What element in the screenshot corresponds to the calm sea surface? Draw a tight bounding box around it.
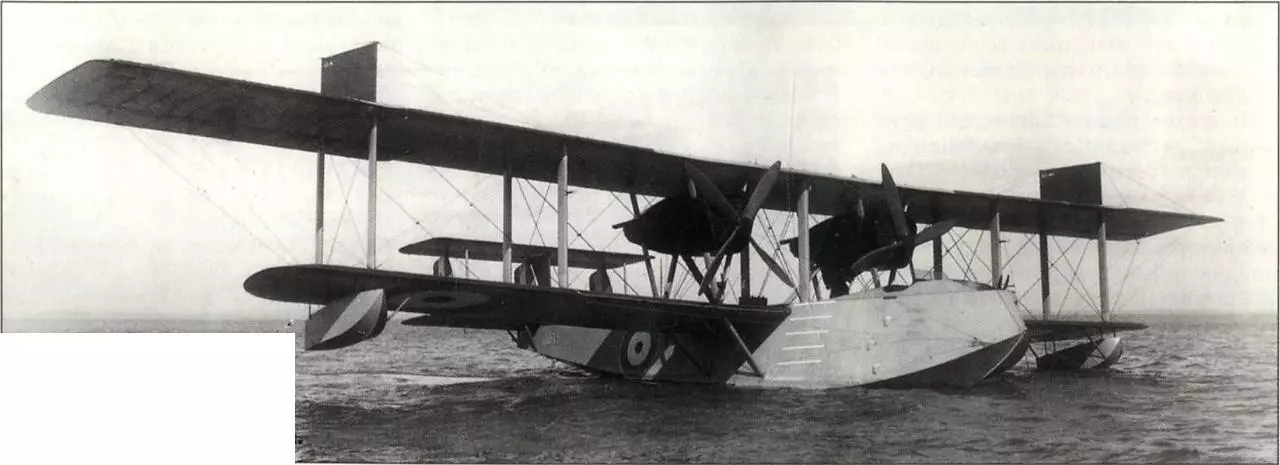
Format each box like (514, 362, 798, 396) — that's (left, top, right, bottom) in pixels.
(11, 313, 1277, 463)
(294, 312, 1277, 463)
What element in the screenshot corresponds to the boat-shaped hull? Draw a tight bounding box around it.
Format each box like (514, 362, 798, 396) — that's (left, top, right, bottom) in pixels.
(532, 280, 1026, 389)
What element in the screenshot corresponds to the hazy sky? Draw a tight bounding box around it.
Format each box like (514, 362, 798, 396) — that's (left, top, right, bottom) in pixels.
(2, 3, 1275, 321)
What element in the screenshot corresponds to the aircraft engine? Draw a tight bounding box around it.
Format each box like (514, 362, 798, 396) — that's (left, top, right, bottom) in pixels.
(785, 164, 953, 296)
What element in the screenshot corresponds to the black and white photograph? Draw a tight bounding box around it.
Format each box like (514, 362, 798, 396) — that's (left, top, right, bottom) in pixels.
(2, 2, 1276, 463)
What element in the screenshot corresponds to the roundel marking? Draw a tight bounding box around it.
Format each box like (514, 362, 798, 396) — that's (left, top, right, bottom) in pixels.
(403, 291, 490, 311)
(625, 332, 653, 367)
(619, 331, 665, 378)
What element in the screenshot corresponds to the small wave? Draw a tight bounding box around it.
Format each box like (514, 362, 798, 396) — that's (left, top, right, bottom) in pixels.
(1136, 447, 1204, 462)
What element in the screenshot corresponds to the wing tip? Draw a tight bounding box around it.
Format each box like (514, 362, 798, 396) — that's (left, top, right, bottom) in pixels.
(26, 59, 116, 115)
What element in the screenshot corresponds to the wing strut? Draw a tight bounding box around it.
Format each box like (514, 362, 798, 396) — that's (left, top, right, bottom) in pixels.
(720, 319, 764, 377)
(989, 202, 1001, 288)
(1098, 212, 1110, 321)
(797, 182, 812, 302)
(629, 192, 660, 297)
(315, 151, 325, 265)
(502, 169, 513, 283)
(663, 255, 679, 298)
(557, 149, 569, 287)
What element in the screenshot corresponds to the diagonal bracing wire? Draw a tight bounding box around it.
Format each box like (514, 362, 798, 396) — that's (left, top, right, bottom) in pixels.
(1014, 237, 1081, 305)
(1049, 236, 1102, 318)
(515, 179, 549, 246)
(126, 130, 295, 264)
(519, 180, 644, 296)
(327, 161, 366, 266)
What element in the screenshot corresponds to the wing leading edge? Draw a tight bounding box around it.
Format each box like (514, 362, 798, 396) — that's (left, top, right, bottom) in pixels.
(29, 59, 1221, 240)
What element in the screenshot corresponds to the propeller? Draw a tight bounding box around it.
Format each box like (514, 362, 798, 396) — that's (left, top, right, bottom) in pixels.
(913, 219, 956, 246)
(845, 165, 955, 286)
(684, 161, 783, 300)
(881, 164, 911, 241)
(750, 237, 795, 289)
(684, 162, 739, 222)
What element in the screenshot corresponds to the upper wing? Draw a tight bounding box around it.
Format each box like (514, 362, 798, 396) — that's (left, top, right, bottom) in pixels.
(245, 264, 789, 333)
(29, 60, 1221, 240)
(1024, 319, 1148, 343)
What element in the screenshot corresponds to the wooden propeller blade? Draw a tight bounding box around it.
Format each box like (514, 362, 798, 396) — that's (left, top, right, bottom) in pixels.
(684, 162, 738, 221)
(749, 238, 795, 289)
(846, 241, 902, 278)
(698, 225, 741, 300)
(881, 164, 910, 240)
(698, 161, 783, 295)
(740, 161, 782, 222)
(913, 220, 956, 246)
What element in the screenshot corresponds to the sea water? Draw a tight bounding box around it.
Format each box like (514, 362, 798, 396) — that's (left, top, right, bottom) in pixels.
(293, 312, 1278, 463)
(9, 313, 1276, 462)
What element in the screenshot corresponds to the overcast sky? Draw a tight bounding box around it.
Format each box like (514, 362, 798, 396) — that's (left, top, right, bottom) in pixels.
(2, 3, 1275, 321)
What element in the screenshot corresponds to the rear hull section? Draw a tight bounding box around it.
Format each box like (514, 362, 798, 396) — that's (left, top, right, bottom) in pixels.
(985, 331, 1032, 378)
(531, 280, 1026, 389)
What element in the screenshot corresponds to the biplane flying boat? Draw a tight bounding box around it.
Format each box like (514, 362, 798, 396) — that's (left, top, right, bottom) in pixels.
(26, 44, 1222, 388)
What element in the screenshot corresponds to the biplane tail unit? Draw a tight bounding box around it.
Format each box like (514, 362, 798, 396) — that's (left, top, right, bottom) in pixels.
(27, 44, 1221, 389)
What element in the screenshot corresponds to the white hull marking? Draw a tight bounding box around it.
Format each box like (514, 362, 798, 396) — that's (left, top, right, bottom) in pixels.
(784, 330, 829, 336)
(781, 345, 826, 351)
(777, 359, 822, 366)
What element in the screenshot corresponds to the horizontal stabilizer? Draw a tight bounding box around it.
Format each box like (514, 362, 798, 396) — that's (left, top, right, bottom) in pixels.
(400, 237, 649, 269)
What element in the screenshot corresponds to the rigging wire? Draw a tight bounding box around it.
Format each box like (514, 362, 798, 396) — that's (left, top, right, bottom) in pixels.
(1101, 166, 1129, 208)
(954, 231, 995, 279)
(943, 229, 975, 282)
(1003, 234, 1038, 269)
(756, 211, 796, 295)
(1111, 240, 1143, 312)
(1014, 237, 1081, 305)
(513, 175, 643, 295)
(522, 179, 554, 246)
(568, 196, 617, 248)
(326, 161, 366, 266)
(427, 166, 504, 235)
(1052, 236, 1102, 310)
(1107, 166, 1196, 214)
(382, 44, 541, 127)
(761, 210, 798, 280)
(515, 179, 549, 246)
(1117, 237, 1186, 311)
(126, 130, 294, 265)
(1050, 236, 1102, 318)
(960, 230, 988, 280)
(183, 138, 298, 259)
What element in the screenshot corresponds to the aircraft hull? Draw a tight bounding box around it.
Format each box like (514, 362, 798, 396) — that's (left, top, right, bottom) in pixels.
(531, 280, 1026, 389)
(735, 280, 1025, 389)
(985, 331, 1032, 379)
